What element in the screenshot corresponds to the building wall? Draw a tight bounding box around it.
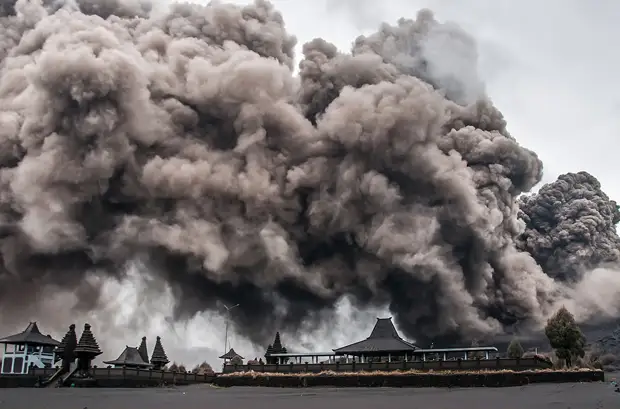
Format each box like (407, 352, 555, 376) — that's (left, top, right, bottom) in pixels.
(24, 366, 215, 386)
(1, 344, 56, 374)
(222, 357, 552, 374)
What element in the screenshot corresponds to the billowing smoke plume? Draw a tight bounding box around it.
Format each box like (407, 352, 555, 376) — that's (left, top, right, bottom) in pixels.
(0, 0, 618, 347)
(517, 171, 620, 282)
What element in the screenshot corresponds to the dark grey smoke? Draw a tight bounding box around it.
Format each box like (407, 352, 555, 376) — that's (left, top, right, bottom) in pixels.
(517, 171, 620, 282)
(0, 0, 618, 347)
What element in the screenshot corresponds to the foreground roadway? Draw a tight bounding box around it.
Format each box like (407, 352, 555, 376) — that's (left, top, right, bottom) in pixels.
(1, 380, 618, 409)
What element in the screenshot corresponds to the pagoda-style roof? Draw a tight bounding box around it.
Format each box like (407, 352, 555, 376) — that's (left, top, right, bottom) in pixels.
(104, 346, 152, 368)
(150, 336, 169, 365)
(265, 332, 287, 355)
(333, 318, 417, 354)
(74, 324, 102, 356)
(55, 324, 77, 357)
(0, 322, 59, 346)
(219, 348, 244, 360)
(137, 336, 149, 363)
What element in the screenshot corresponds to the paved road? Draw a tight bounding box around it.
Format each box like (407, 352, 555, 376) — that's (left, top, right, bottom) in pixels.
(0, 382, 618, 409)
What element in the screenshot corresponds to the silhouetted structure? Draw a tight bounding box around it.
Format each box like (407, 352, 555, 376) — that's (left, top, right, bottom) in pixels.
(73, 323, 102, 379)
(264, 332, 287, 364)
(333, 317, 417, 362)
(104, 346, 152, 369)
(54, 324, 77, 372)
(137, 337, 149, 363)
(219, 348, 243, 364)
(150, 336, 169, 370)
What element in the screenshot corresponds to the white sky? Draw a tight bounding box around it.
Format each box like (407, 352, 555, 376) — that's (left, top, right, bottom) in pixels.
(3, 0, 619, 370)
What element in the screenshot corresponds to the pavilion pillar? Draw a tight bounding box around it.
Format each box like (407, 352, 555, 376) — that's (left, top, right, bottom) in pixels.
(388, 353, 391, 362)
(485, 351, 489, 360)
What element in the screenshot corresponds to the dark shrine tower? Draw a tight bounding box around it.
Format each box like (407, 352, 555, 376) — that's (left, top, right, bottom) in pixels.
(137, 336, 149, 363)
(150, 336, 169, 370)
(54, 324, 77, 371)
(74, 323, 102, 377)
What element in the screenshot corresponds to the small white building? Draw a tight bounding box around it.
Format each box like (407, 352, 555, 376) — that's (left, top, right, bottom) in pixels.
(0, 322, 60, 374)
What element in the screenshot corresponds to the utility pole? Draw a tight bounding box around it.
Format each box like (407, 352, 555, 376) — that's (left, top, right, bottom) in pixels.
(223, 303, 239, 357)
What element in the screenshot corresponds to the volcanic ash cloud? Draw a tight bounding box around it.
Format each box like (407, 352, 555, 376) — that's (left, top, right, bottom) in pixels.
(0, 0, 619, 346)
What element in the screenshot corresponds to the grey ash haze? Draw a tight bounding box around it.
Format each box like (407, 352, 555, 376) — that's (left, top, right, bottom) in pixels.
(0, 0, 619, 347)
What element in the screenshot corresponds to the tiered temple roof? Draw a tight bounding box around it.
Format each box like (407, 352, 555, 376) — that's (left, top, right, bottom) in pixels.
(273, 332, 285, 352)
(264, 332, 287, 363)
(150, 336, 169, 367)
(0, 322, 59, 346)
(332, 317, 417, 355)
(74, 323, 102, 357)
(137, 336, 149, 363)
(104, 346, 152, 368)
(55, 324, 77, 358)
(219, 348, 244, 360)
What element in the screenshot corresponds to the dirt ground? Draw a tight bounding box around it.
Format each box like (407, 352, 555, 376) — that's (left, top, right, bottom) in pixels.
(1, 381, 619, 409)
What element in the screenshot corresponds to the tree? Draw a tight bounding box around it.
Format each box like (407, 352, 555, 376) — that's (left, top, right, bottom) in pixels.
(545, 306, 586, 367)
(191, 361, 214, 375)
(507, 338, 524, 359)
(467, 339, 485, 360)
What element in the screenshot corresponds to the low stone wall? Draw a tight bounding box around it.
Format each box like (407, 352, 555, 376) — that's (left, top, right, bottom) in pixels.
(214, 370, 604, 388)
(223, 357, 552, 374)
(0, 375, 39, 388)
(0, 369, 215, 388)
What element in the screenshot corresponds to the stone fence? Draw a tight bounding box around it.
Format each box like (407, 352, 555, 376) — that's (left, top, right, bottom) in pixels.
(223, 356, 552, 374)
(0, 367, 215, 387)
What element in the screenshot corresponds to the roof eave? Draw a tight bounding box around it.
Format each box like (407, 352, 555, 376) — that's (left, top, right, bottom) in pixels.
(0, 338, 60, 346)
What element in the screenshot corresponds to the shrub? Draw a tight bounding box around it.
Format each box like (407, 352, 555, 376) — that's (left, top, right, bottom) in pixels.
(507, 339, 524, 359)
(599, 353, 617, 367)
(467, 339, 485, 360)
(220, 367, 600, 378)
(167, 362, 187, 372)
(230, 355, 244, 366)
(191, 361, 214, 375)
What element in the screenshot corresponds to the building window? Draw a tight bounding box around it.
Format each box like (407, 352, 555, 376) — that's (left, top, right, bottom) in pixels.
(27, 345, 41, 354)
(13, 357, 23, 373)
(17, 345, 25, 352)
(4, 344, 15, 353)
(42, 346, 54, 354)
(3, 357, 12, 373)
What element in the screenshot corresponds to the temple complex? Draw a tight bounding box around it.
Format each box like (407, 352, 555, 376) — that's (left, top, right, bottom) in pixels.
(104, 345, 152, 369)
(260, 317, 499, 366)
(264, 332, 287, 364)
(150, 336, 169, 370)
(0, 322, 59, 374)
(219, 348, 243, 364)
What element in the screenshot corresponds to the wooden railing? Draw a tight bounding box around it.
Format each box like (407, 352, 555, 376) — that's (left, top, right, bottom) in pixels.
(222, 357, 552, 374)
